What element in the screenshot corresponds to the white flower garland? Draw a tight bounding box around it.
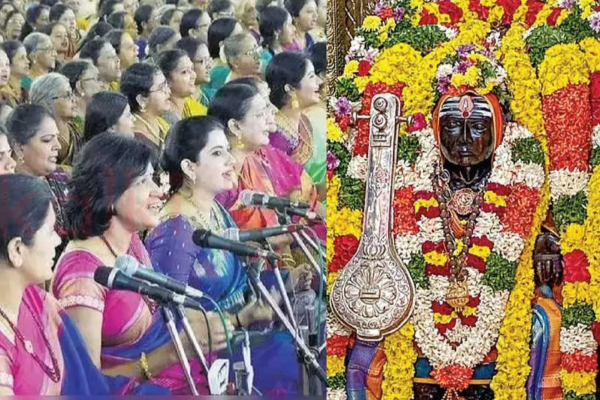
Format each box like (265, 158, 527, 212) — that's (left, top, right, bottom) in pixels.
(390, 123, 545, 372)
(559, 324, 598, 355)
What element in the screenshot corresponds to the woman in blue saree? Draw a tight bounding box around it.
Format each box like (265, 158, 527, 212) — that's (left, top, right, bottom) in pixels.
(0, 173, 168, 395)
(146, 115, 314, 395)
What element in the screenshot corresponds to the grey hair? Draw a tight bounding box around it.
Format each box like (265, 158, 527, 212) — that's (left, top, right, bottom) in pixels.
(222, 33, 253, 64)
(29, 73, 70, 116)
(23, 32, 52, 55)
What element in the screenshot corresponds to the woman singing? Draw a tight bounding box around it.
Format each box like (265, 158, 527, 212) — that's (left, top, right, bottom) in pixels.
(0, 173, 169, 395)
(145, 115, 312, 394)
(52, 134, 232, 394)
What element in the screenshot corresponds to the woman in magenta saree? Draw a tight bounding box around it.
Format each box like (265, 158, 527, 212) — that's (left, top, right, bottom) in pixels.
(145, 116, 313, 395)
(0, 174, 167, 395)
(51, 134, 230, 394)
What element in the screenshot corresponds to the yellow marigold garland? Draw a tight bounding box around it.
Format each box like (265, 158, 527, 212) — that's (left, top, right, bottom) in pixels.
(381, 323, 416, 400)
(584, 167, 600, 334)
(538, 44, 590, 96)
(490, 23, 550, 400)
(581, 38, 600, 74)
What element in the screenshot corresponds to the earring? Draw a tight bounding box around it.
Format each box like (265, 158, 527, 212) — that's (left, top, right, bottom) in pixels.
(16, 153, 24, 164)
(140, 103, 147, 113)
(291, 92, 300, 110)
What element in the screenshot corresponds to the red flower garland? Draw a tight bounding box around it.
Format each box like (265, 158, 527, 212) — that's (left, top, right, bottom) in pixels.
(590, 72, 600, 127)
(438, 1, 463, 25)
(330, 235, 360, 272)
(543, 84, 592, 172)
(393, 187, 419, 235)
(499, 184, 540, 237)
(562, 351, 598, 373)
(524, 0, 545, 27)
(468, 0, 489, 21)
(431, 364, 473, 391)
(563, 249, 591, 283)
(327, 334, 351, 357)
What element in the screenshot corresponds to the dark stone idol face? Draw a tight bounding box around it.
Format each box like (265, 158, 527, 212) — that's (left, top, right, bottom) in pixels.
(438, 95, 495, 167)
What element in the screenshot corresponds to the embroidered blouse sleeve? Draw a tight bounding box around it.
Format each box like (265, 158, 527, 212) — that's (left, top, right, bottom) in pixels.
(52, 251, 108, 313)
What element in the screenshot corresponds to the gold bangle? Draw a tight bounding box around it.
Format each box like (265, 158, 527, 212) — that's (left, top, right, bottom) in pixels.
(139, 352, 152, 380)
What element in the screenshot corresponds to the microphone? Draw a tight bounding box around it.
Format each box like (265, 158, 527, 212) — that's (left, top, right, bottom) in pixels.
(240, 190, 309, 209)
(115, 255, 204, 299)
(94, 267, 203, 310)
(192, 229, 281, 260)
(222, 224, 305, 242)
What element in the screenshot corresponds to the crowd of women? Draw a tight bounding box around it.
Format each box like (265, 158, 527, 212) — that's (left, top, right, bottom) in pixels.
(0, 0, 326, 394)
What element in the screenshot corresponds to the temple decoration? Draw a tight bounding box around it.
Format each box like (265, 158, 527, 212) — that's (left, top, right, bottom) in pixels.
(327, 1, 600, 399)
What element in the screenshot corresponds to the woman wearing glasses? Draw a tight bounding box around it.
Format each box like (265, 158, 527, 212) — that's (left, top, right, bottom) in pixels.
(221, 33, 261, 86)
(120, 62, 170, 153)
(22, 32, 56, 91)
(59, 60, 103, 137)
(29, 72, 82, 169)
(79, 38, 121, 92)
(156, 48, 206, 123)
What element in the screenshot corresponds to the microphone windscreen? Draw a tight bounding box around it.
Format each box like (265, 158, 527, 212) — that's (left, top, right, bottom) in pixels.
(239, 190, 256, 206)
(94, 266, 114, 287)
(192, 228, 211, 246)
(115, 254, 138, 276)
(222, 228, 238, 241)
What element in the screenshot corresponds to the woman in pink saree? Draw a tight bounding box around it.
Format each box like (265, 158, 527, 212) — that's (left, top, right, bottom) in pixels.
(51, 134, 232, 394)
(0, 173, 167, 395)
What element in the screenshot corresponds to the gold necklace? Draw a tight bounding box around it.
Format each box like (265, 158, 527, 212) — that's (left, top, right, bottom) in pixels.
(178, 189, 224, 234)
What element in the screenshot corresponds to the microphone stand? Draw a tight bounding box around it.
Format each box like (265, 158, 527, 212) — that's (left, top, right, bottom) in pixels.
(299, 230, 326, 257)
(266, 252, 299, 331)
(159, 305, 199, 395)
(245, 266, 326, 388)
(175, 305, 211, 381)
(275, 209, 325, 286)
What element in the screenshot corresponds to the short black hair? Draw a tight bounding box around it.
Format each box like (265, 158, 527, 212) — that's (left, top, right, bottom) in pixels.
(309, 41, 325, 76)
(208, 0, 232, 19)
(59, 60, 94, 91)
(78, 21, 113, 51)
(107, 10, 127, 29)
(25, 4, 49, 25)
(6, 104, 53, 147)
(79, 38, 109, 64)
(120, 62, 159, 113)
(104, 28, 125, 53)
(84, 91, 129, 141)
(207, 17, 237, 59)
(98, 0, 121, 21)
(49, 3, 70, 22)
(266, 51, 308, 109)
(259, 6, 288, 51)
(155, 48, 187, 81)
(162, 115, 224, 193)
(176, 36, 204, 60)
(134, 4, 153, 35)
(180, 8, 203, 37)
(160, 7, 177, 26)
(0, 174, 53, 261)
(40, 0, 60, 7)
(284, 0, 312, 18)
(0, 40, 24, 64)
(147, 25, 177, 57)
(65, 134, 157, 239)
(208, 83, 259, 134)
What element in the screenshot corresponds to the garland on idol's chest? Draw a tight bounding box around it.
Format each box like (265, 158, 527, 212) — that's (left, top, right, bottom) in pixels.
(384, 123, 545, 387)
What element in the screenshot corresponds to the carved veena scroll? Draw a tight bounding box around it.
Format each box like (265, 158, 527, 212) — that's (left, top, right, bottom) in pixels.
(330, 94, 415, 341)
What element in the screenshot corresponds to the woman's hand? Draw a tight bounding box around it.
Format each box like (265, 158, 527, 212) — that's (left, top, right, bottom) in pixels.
(287, 264, 313, 292)
(238, 298, 275, 326)
(266, 233, 292, 251)
(185, 310, 234, 353)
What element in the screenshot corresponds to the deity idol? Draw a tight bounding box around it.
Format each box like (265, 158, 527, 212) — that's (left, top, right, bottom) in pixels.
(330, 47, 561, 399)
